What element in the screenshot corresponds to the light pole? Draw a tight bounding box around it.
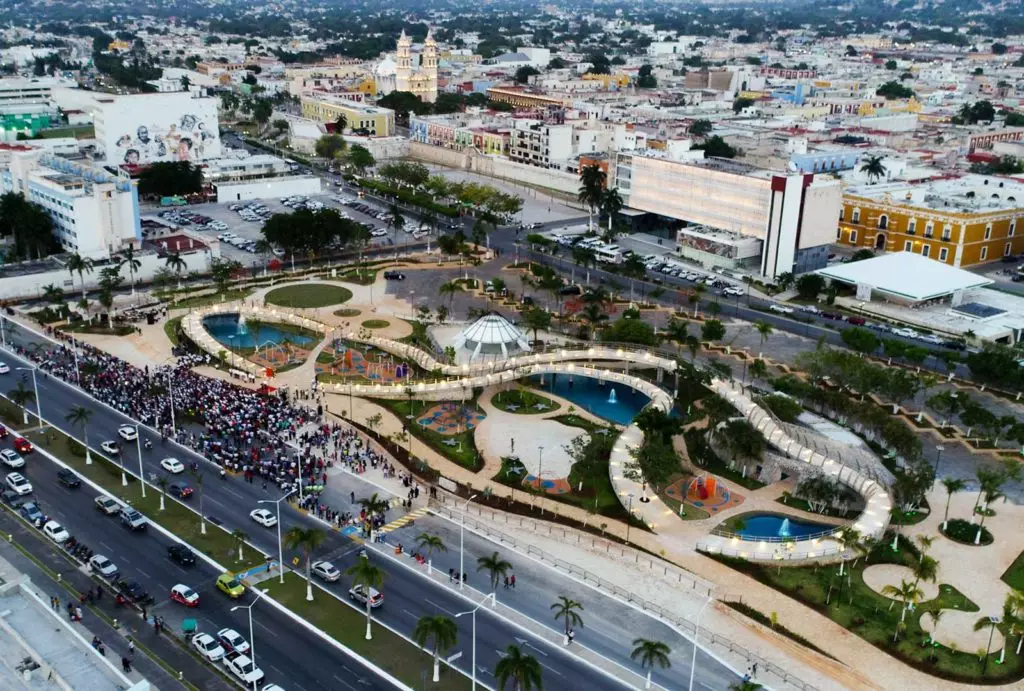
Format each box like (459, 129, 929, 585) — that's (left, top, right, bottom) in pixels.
(231, 588, 268, 691)
(537, 445, 545, 516)
(455, 593, 495, 691)
(688, 594, 713, 691)
(164, 362, 177, 437)
(259, 488, 297, 584)
(459, 493, 479, 591)
(15, 367, 41, 430)
(934, 444, 945, 477)
(133, 424, 144, 495)
(625, 493, 635, 545)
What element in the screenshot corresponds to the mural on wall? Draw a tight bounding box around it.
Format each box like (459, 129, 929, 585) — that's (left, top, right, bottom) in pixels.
(114, 112, 217, 165)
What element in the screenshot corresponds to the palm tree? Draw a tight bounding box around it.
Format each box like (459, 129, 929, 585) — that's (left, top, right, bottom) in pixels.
(974, 615, 1001, 672)
(66, 252, 94, 302)
(494, 643, 543, 691)
(630, 638, 671, 690)
(345, 558, 385, 640)
(881, 579, 923, 624)
(415, 532, 447, 571)
(940, 477, 966, 530)
(438, 280, 459, 313)
(477, 551, 513, 592)
(165, 252, 187, 290)
(912, 555, 938, 591)
(754, 320, 773, 357)
(155, 476, 169, 511)
(915, 534, 935, 563)
(189, 469, 206, 535)
(8, 380, 35, 425)
(578, 164, 606, 232)
(65, 405, 93, 464)
(1004, 592, 1024, 656)
(551, 596, 584, 638)
(119, 244, 142, 297)
(835, 527, 861, 576)
(231, 529, 247, 562)
(284, 526, 326, 601)
(600, 187, 623, 236)
(925, 608, 945, 647)
(42, 283, 65, 306)
(860, 155, 887, 184)
(413, 615, 458, 683)
(358, 492, 390, 518)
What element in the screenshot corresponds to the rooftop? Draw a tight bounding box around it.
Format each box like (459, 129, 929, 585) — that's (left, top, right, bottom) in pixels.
(816, 252, 993, 302)
(845, 174, 1024, 214)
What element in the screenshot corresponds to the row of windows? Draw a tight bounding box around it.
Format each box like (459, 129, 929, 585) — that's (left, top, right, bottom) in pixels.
(842, 208, 1016, 237)
(841, 229, 1016, 261)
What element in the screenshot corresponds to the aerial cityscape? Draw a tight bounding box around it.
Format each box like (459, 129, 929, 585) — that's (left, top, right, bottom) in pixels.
(0, 0, 1022, 690)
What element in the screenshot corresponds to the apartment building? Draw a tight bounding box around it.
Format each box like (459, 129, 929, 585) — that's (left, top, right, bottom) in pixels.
(300, 97, 395, 137)
(507, 119, 573, 169)
(837, 175, 1024, 268)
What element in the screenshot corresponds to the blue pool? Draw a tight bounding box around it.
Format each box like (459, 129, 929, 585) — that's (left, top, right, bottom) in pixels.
(527, 373, 650, 425)
(736, 514, 832, 540)
(203, 313, 316, 349)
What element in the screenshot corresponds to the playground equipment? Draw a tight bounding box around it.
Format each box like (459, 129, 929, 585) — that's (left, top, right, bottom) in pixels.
(688, 473, 718, 502)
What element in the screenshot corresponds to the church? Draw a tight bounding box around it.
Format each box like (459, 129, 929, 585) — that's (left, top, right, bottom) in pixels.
(375, 29, 438, 104)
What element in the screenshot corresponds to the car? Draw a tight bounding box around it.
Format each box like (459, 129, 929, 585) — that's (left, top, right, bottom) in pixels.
(0, 424, 9, 439)
(120, 507, 147, 530)
(168, 544, 197, 567)
(798, 304, 821, 314)
(821, 311, 843, 320)
(115, 579, 154, 606)
(42, 520, 70, 543)
(559, 285, 582, 296)
(312, 560, 341, 582)
(0, 449, 24, 469)
(216, 573, 245, 599)
(6, 472, 31, 496)
(19, 501, 43, 525)
(222, 651, 265, 686)
(95, 495, 120, 515)
(160, 457, 185, 474)
(370, 228, 388, 237)
(192, 632, 226, 662)
(88, 554, 119, 580)
(721, 286, 745, 297)
(57, 469, 81, 488)
(348, 584, 383, 608)
(170, 583, 200, 607)
(117, 425, 137, 441)
(169, 484, 193, 499)
(0, 362, 8, 374)
(943, 340, 967, 351)
(216, 628, 251, 655)
(520, 296, 534, 306)
(250, 508, 277, 528)
(13, 437, 32, 454)
(768, 304, 795, 314)
(100, 441, 121, 456)
(846, 316, 866, 326)
(383, 271, 405, 280)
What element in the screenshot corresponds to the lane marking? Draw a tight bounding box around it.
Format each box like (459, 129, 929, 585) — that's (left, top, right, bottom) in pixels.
(255, 619, 280, 639)
(401, 608, 418, 620)
(333, 673, 357, 691)
(423, 598, 456, 617)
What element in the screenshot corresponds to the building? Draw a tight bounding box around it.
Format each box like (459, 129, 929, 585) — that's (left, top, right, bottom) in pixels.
(0, 151, 140, 259)
(486, 87, 566, 109)
(0, 104, 54, 141)
(508, 119, 573, 169)
(836, 175, 1024, 268)
(300, 97, 395, 137)
(91, 91, 221, 167)
(394, 30, 438, 103)
(613, 152, 841, 278)
(0, 77, 60, 107)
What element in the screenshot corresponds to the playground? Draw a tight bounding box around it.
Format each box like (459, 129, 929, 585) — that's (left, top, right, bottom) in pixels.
(246, 342, 314, 372)
(664, 473, 745, 515)
(316, 341, 413, 383)
(417, 402, 487, 436)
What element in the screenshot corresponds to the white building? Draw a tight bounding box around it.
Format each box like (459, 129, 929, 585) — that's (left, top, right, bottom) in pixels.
(508, 119, 573, 169)
(0, 151, 140, 259)
(0, 77, 62, 107)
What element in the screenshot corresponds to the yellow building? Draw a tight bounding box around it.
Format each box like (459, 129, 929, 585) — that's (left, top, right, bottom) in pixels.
(581, 73, 630, 89)
(486, 87, 566, 109)
(107, 39, 132, 52)
(837, 176, 1024, 268)
(300, 97, 395, 137)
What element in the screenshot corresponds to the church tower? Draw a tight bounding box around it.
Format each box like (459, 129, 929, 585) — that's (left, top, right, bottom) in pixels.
(395, 30, 412, 93)
(422, 29, 438, 103)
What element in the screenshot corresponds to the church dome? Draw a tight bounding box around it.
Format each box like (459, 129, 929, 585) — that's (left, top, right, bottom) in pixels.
(375, 56, 397, 77)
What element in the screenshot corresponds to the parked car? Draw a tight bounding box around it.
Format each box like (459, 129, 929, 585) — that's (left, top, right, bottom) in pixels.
(95, 495, 120, 515)
(0, 449, 24, 469)
(768, 304, 794, 314)
(6, 472, 32, 496)
(19, 501, 43, 525)
(846, 316, 866, 326)
(119, 507, 147, 531)
(13, 437, 32, 454)
(216, 628, 251, 655)
(43, 520, 70, 543)
(383, 271, 406, 281)
(192, 632, 226, 662)
(114, 579, 154, 606)
(89, 554, 120, 580)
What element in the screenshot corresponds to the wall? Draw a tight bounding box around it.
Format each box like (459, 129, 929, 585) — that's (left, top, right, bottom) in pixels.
(407, 141, 581, 194)
(214, 176, 322, 203)
(96, 93, 221, 166)
(349, 136, 409, 161)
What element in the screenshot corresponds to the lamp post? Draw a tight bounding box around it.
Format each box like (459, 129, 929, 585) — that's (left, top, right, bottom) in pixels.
(537, 445, 545, 516)
(15, 367, 41, 430)
(455, 593, 495, 691)
(625, 493, 635, 545)
(688, 595, 714, 691)
(134, 424, 144, 495)
(231, 588, 268, 691)
(164, 362, 177, 437)
(934, 444, 945, 477)
(459, 493, 479, 591)
(259, 488, 297, 584)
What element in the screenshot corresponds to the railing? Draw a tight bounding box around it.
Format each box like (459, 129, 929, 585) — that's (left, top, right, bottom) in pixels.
(698, 541, 842, 563)
(709, 526, 842, 543)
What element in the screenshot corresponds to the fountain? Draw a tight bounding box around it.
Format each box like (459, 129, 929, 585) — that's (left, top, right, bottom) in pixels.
(608, 388, 617, 404)
(778, 518, 791, 538)
(237, 314, 249, 336)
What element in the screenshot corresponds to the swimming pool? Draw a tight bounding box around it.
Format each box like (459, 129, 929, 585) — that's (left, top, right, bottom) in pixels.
(203, 313, 316, 350)
(735, 513, 833, 540)
(527, 373, 650, 425)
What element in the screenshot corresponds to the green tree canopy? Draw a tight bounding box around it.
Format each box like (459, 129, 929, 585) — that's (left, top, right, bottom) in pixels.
(137, 161, 203, 197)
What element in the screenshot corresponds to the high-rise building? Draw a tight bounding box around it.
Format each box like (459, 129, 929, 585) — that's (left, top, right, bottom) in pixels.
(394, 30, 438, 103)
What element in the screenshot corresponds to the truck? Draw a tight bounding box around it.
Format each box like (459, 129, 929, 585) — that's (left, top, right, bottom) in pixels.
(223, 651, 265, 686)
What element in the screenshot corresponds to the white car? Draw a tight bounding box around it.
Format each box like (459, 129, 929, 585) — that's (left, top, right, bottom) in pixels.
(216, 627, 251, 655)
(88, 554, 119, 579)
(722, 287, 744, 297)
(6, 472, 32, 495)
(348, 584, 383, 608)
(117, 425, 138, 441)
(250, 508, 277, 528)
(768, 304, 795, 314)
(170, 583, 200, 607)
(0, 449, 24, 468)
(160, 457, 185, 474)
(43, 520, 70, 544)
(100, 441, 121, 456)
(0, 362, 9, 374)
(312, 560, 341, 582)
(370, 228, 388, 237)
(192, 632, 226, 662)
(798, 304, 821, 314)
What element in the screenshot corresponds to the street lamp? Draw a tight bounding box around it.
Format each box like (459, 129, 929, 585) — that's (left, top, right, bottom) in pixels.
(688, 594, 714, 691)
(14, 367, 41, 430)
(163, 360, 177, 438)
(455, 593, 495, 690)
(231, 588, 268, 691)
(133, 424, 144, 496)
(934, 444, 945, 477)
(537, 445, 545, 515)
(625, 493, 635, 545)
(258, 488, 297, 585)
(459, 493, 479, 591)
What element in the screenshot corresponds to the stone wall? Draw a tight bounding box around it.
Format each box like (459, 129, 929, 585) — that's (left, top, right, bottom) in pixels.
(407, 141, 581, 195)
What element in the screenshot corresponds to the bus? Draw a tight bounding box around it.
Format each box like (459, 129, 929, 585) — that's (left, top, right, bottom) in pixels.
(594, 245, 623, 265)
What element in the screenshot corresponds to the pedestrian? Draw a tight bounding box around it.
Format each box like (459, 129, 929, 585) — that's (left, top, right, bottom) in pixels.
(122, 656, 132, 673)
(127, 638, 135, 655)
(75, 606, 83, 622)
(568, 629, 575, 644)
(448, 568, 454, 583)
(503, 576, 510, 589)
(350, 491, 355, 504)
(141, 605, 147, 622)
(510, 574, 516, 589)
(462, 572, 467, 584)
(752, 663, 758, 677)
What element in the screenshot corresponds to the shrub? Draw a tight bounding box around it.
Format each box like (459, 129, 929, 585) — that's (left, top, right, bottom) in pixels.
(940, 518, 992, 546)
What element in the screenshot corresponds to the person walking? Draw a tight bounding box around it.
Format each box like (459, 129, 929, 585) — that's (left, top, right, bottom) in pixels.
(121, 656, 132, 673)
(510, 574, 516, 589)
(127, 638, 135, 655)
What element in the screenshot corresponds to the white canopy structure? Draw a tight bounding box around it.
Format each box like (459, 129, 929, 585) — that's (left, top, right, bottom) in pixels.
(453, 314, 531, 359)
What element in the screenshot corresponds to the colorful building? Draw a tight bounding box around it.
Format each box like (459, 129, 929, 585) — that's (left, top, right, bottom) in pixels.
(301, 97, 394, 137)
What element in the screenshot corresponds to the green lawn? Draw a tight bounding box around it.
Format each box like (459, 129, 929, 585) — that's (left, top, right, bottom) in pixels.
(1002, 550, 1024, 590)
(61, 322, 136, 336)
(265, 284, 353, 308)
(171, 289, 253, 309)
(164, 315, 184, 346)
(490, 387, 560, 414)
(362, 319, 390, 329)
(334, 308, 362, 318)
(336, 268, 378, 285)
(371, 397, 484, 471)
(259, 575, 471, 690)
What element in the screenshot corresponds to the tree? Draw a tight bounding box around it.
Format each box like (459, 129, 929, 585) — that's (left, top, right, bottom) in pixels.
(846, 45, 858, 56)
(550, 596, 584, 637)
(334, 113, 347, 133)
(137, 161, 203, 197)
(358, 492, 390, 518)
(8, 381, 34, 425)
(438, 280, 460, 312)
(600, 187, 623, 235)
(796, 274, 825, 300)
(477, 551, 513, 591)
(993, 42, 1009, 55)
(578, 165, 606, 232)
(693, 135, 737, 158)
(876, 81, 914, 99)
(514, 66, 540, 84)
(701, 319, 726, 343)
(66, 252, 94, 303)
(415, 532, 447, 566)
(859, 155, 887, 183)
(377, 91, 430, 120)
(881, 579, 923, 626)
(885, 59, 898, 70)
(210, 258, 240, 293)
(974, 615, 1001, 672)
(345, 558, 385, 640)
(284, 526, 326, 601)
(65, 406, 93, 464)
(346, 144, 375, 174)
(520, 306, 551, 344)
(314, 134, 347, 161)
(118, 244, 142, 297)
(630, 638, 671, 690)
(754, 320, 773, 355)
(0, 192, 58, 260)
(689, 119, 713, 136)
(414, 615, 458, 683)
(841, 327, 880, 355)
(636, 64, 657, 88)
(733, 97, 755, 114)
(165, 252, 187, 289)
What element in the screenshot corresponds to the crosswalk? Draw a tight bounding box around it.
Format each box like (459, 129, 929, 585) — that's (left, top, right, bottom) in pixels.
(378, 506, 430, 534)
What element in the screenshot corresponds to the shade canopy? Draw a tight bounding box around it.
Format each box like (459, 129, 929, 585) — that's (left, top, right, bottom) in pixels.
(453, 313, 531, 359)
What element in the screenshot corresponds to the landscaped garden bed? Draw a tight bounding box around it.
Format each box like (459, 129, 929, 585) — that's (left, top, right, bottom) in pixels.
(939, 518, 993, 546)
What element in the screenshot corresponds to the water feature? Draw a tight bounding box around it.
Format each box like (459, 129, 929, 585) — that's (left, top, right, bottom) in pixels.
(203, 313, 316, 350)
(527, 374, 649, 425)
(734, 513, 831, 540)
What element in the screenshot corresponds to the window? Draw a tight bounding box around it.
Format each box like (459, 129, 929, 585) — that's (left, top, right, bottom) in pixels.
(849, 230, 857, 242)
(851, 209, 861, 224)
(904, 240, 913, 251)
(984, 224, 992, 240)
(907, 218, 917, 234)
(939, 247, 948, 261)
(922, 245, 930, 258)
(1005, 243, 1013, 257)
(1011, 221, 1016, 237)
(922, 222, 932, 237)
(838, 208, 844, 221)
(942, 225, 952, 241)
(981, 246, 989, 260)
(877, 214, 888, 230)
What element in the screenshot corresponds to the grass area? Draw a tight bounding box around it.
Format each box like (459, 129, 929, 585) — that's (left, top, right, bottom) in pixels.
(61, 322, 137, 336)
(706, 537, 1024, 684)
(23, 428, 264, 570)
(259, 574, 471, 690)
(940, 518, 993, 546)
(362, 319, 390, 329)
(39, 124, 95, 139)
(334, 308, 362, 318)
(371, 397, 483, 472)
(490, 387, 560, 414)
(724, 601, 836, 659)
(1001, 550, 1024, 590)
(171, 289, 254, 310)
(397, 320, 434, 353)
(164, 315, 184, 346)
(265, 284, 353, 308)
(337, 268, 378, 285)
(776, 493, 859, 520)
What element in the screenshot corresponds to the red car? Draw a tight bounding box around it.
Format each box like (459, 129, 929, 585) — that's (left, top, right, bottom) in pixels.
(13, 437, 32, 454)
(170, 584, 200, 607)
(0, 424, 9, 439)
